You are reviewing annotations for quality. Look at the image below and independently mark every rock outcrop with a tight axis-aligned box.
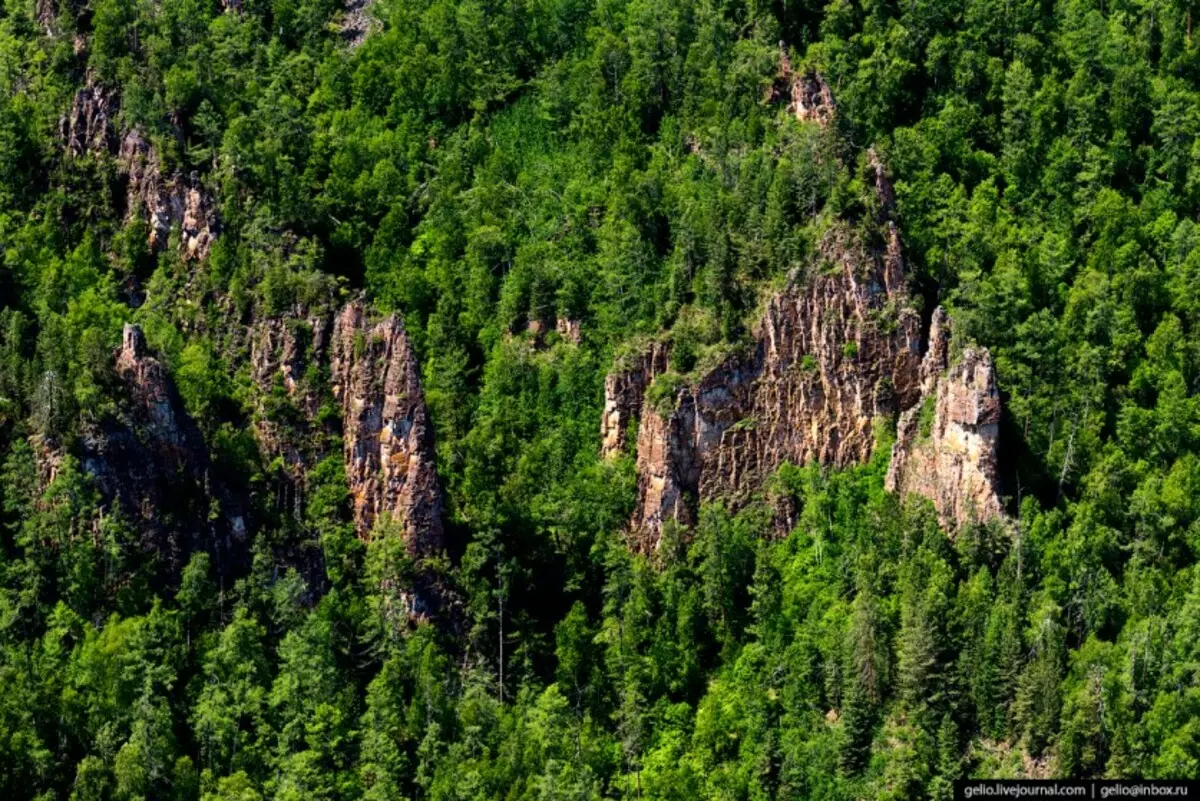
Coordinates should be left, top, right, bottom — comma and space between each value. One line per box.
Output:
342, 0, 379, 47
556, 316, 582, 344
791, 70, 836, 126
55, 74, 220, 260
248, 309, 334, 519
886, 307, 1004, 529
56, 296, 444, 601
244, 297, 447, 621
609, 225, 924, 550
82, 325, 247, 572
35, 0, 56, 34
603, 151, 1005, 549
118, 130, 218, 260
330, 300, 444, 555
600, 342, 669, 459
61, 75, 115, 157
771, 44, 836, 127
245, 297, 445, 557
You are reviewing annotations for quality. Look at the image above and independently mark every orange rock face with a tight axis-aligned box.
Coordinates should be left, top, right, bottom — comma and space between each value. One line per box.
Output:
791, 70, 837, 126
330, 300, 444, 555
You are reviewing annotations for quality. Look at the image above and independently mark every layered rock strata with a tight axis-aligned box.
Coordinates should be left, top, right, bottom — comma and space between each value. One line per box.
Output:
885, 308, 1004, 529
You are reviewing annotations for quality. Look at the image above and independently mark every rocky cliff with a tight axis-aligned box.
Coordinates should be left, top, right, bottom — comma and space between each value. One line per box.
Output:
610, 223, 925, 550
61, 74, 115, 157
604, 161, 1004, 549
81, 325, 247, 572
885, 307, 1004, 529
246, 297, 445, 557
55, 42, 220, 261
48, 294, 446, 605
118, 130, 218, 261
772, 45, 836, 127
600, 342, 669, 459
330, 300, 444, 555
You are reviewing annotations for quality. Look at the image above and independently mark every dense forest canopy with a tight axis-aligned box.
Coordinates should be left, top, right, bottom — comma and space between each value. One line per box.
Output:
2, 0, 1200, 797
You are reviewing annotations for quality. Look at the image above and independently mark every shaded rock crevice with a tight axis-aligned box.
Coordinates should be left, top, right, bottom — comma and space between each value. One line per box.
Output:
81, 325, 247, 575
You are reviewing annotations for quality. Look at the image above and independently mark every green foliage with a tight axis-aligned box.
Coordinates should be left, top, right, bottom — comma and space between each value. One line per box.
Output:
3, 0, 1200, 795
645, 371, 686, 413
918, 393, 937, 440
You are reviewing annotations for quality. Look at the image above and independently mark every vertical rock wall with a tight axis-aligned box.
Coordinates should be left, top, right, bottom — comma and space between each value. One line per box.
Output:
886, 308, 1004, 529
600, 342, 670, 459
248, 310, 333, 520
608, 225, 925, 552
247, 298, 446, 557
118, 130, 218, 261
329, 300, 444, 555
81, 325, 247, 572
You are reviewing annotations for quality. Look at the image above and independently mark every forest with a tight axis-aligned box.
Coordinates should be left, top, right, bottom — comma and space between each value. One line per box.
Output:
3, 0, 1200, 797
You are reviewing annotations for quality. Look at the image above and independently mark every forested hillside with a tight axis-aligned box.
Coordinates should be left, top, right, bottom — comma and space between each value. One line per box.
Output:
2, 0, 1200, 797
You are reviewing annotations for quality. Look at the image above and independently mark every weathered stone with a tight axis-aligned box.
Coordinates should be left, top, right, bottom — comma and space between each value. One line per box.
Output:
181, 184, 217, 261
61, 75, 115, 157
342, 0, 379, 47
791, 70, 836, 126
35, 0, 56, 33
248, 309, 333, 519
244, 296, 445, 560
606, 154, 1006, 548
330, 299, 444, 555
600, 342, 669, 459
556, 316, 582, 344
886, 307, 1004, 529
81, 325, 247, 573
118, 130, 218, 261
619, 225, 922, 551
771, 43, 836, 127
